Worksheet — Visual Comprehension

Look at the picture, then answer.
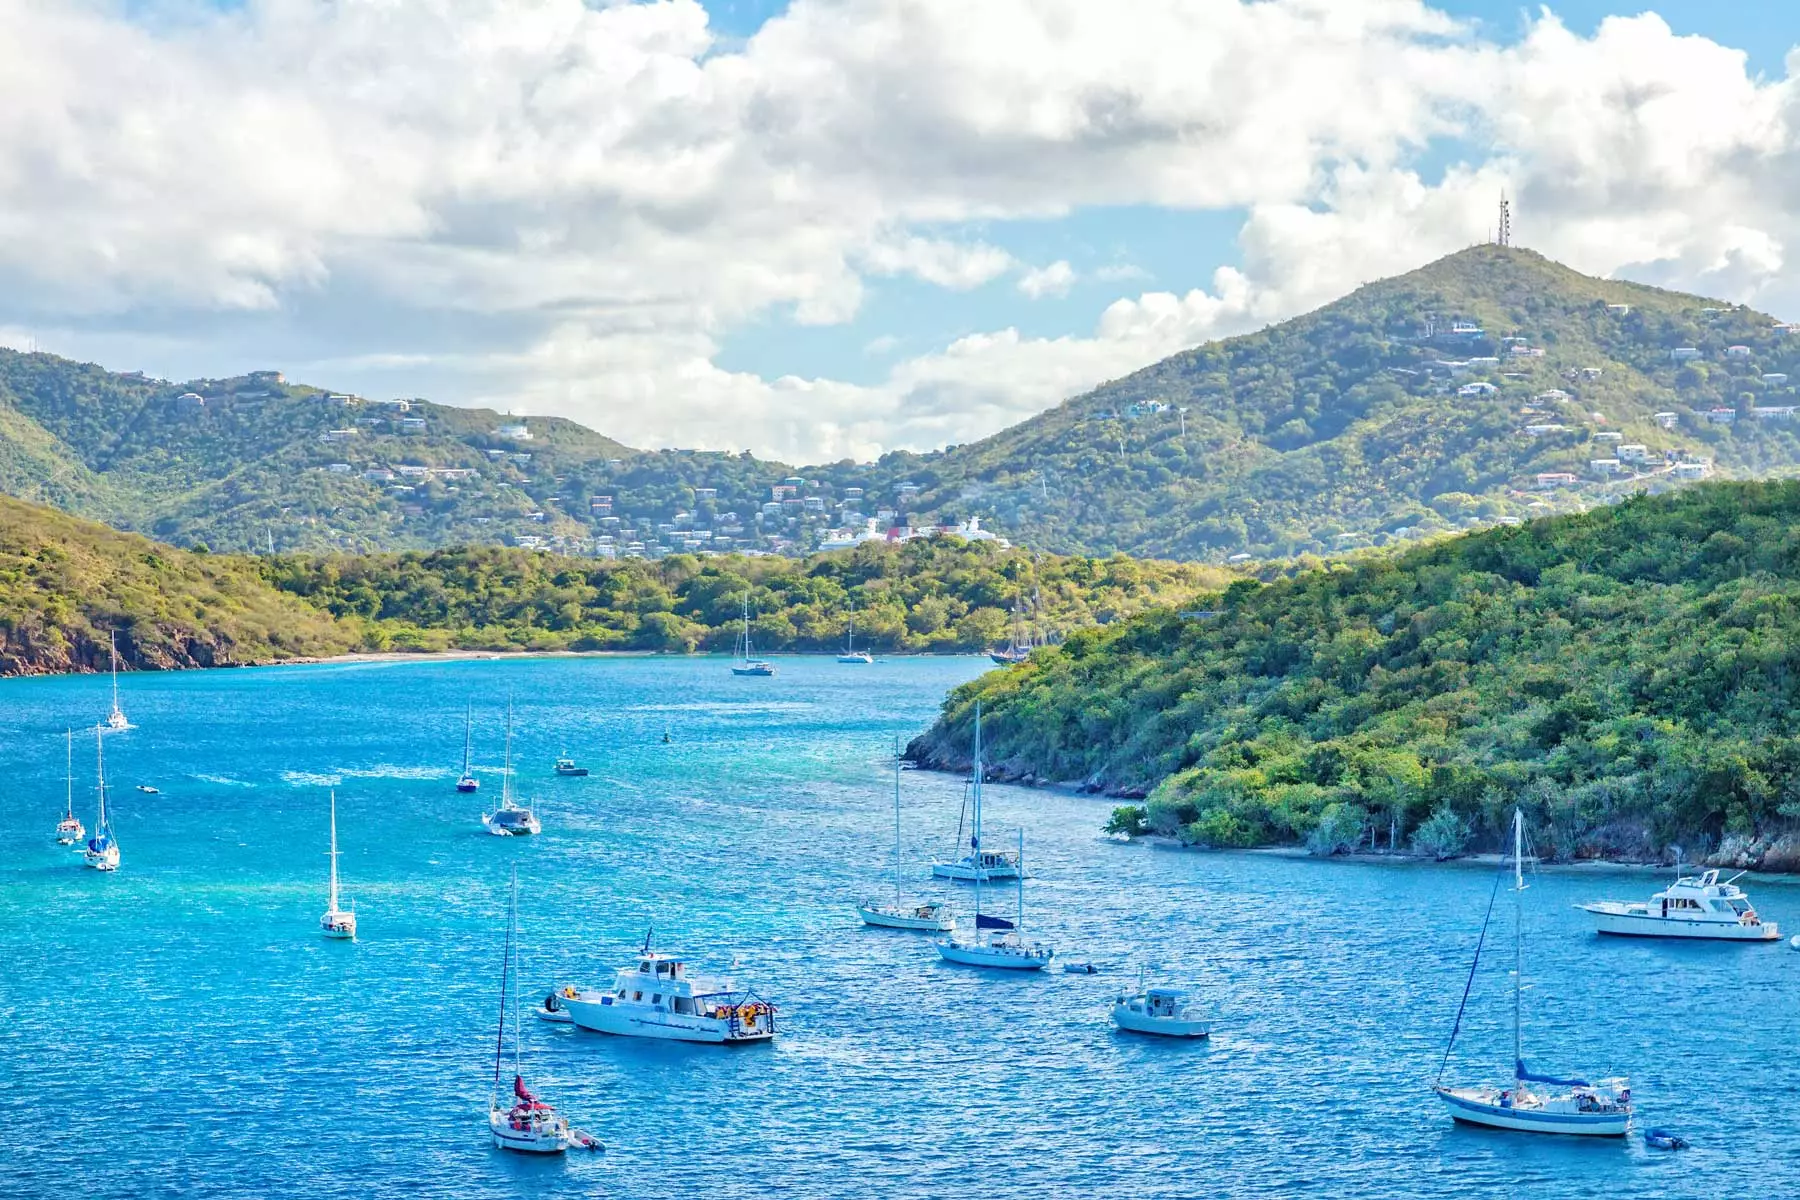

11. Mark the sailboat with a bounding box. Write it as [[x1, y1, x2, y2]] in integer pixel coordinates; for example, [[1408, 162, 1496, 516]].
[[731, 593, 776, 676], [936, 827, 1053, 969], [101, 631, 133, 733], [1432, 808, 1632, 1135], [83, 728, 120, 871], [837, 604, 873, 664], [989, 604, 1030, 666], [55, 728, 85, 845], [932, 702, 1019, 882], [457, 703, 480, 793], [320, 791, 357, 939], [857, 740, 953, 931], [488, 866, 600, 1154], [482, 699, 541, 836]]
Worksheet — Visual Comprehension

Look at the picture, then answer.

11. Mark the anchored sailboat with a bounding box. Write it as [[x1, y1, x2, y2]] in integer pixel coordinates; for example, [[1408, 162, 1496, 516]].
[[857, 740, 953, 931], [101, 631, 133, 733], [932, 702, 1019, 882], [55, 728, 84, 845], [488, 866, 600, 1154], [320, 791, 357, 939], [481, 698, 541, 836], [83, 728, 120, 871], [837, 604, 873, 664], [731, 593, 776, 676], [1432, 808, 1631, 1135], [936, 826, 1053, 970], [457, 702, 480, 793]]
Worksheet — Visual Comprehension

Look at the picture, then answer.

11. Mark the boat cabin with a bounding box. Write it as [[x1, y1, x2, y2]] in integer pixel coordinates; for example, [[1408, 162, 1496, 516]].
[[1653, 870, 1758, 920], [1142, 988, 1190, 1018]]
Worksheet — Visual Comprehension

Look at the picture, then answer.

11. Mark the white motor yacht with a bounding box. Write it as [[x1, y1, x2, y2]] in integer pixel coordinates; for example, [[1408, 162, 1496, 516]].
[[556, 939, 777, 1044], [55, 728, 85, 845], [1112, 986, 1211, 1038], [319, 791, 357, 940], [1579, 869, 1780, 941], [858, 740, 954, 932], [1433, 808, 1631, 1136], [482, 700, 541, 836]]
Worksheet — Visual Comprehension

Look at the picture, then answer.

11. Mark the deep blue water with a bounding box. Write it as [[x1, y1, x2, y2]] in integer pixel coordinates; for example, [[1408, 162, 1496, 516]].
[[2, 655, 1796, 1199]]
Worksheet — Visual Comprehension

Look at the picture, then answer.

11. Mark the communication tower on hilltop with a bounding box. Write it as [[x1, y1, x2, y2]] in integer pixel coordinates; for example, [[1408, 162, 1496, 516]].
[[1496, 194, 1512, 248]]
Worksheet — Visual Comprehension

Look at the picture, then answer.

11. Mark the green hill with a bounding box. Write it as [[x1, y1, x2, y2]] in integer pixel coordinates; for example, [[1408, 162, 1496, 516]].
[[909, 481, 1800, 869]]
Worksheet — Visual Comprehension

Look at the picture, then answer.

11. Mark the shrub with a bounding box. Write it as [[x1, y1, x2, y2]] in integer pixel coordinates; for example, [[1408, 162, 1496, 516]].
[[1411, 804, 1472, 860], [1104, 805, 1149, 837], [1306, 802, 1368, 856]]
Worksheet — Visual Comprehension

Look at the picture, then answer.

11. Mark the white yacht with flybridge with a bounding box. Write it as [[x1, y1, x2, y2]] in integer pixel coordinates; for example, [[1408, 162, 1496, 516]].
[[1578, 869, 1779, 941], [553, 933, 777, 1043]]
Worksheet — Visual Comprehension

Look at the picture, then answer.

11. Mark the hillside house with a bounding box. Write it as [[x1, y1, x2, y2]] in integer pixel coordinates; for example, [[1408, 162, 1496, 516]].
[[496, 423, 531, 440], [1704, 408, 1738, 424], [323, 393, 356, 404], [1673, 460, 1713, 480], [399, 417, 427, 431], [1654, 411, 1679, 429], [1467, 356, 1500, 367], [1618, 444, 1649, 462], [247, 370, 284, 385], [320, 429, 357, 443], [771, 484, 797, 501], [1457, 382, 1497, 396], [363, 468, 396, 483], [394, 464, 431, 479], [1535, 473, 1578, 489], [356, 416, 385, 427], [843, 487, 865, 500], [1763, 373, 1789, 385], [326, 462, 352, 473], [1753, 406, 1799, 421], [803, 496, 826, 512], [1525, 424, 1568, 436], [1606, 304, 1632, 315], [590, 499, 612, 516], [439, 468, 477, 481], [1589, 458, 1622, 474], [176, 392, 205, 407], [1450, 320, 1483, 336], [694, 487, 718, 500], [1670, 347, 1702, 361], [507, 453, 532, 464], [1593, 431, 1623, 442], [1536, 389, 1572, 403], [1727, 345, 1753, 357], [378, 398, 413, 412], [1508, 344, 1545, 357], [1580, 367, 1603, 379], [484, 449, 507, 459]]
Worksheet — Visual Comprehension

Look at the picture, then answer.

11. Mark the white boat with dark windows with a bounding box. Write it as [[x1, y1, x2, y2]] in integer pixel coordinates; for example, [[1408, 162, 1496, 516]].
[[931, 703, 1019, 883], [83, 729, 120, 871], [731, 594, 776, 677], [481, 701, 541, 837], [101, 631, 134, 733], [1112, 980, 1211, 1038], [1578, 869, 1780, 941], [488, 867, 600, 1154], [456, 702, 480, 794], [935, 827, 1053, 970], [555, 934, 777, 1044], [1432, 808, 1632, 1136], [320, 791, 357, 940], [55, 728, 85, 845], [837, 606, 873, 664], [857, 741, 954, 932]]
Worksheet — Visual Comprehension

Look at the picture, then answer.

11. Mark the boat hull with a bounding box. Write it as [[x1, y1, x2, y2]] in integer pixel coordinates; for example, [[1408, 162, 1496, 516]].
[[457, 780, 480, 793], [731, 666, 776, 677], [1111, 1007, 1210, 1037], [931, 862, 1020, 883], [561, 997, 774, 1043], [857, 903, 954, 932], [489, 1112, 568, 1155], [320, 913, 357, 939], [837, 654, 873, 664], [935, 940, 1052, 970], [1580, 904, 1779, 940], [1434, 1088, 1629, 1136]]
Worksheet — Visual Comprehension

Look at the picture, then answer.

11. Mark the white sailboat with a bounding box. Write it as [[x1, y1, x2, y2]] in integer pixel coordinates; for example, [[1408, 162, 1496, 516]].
[[101, 631, 133, 733], [457, 702, 480, 793], [488, 866, 600, 1153], [857, 741, 953, 931], [320, 790, 357, 939], [1432, 808, 1632, 1135], [837, 605, 873, 664], [731, 593, 776, 676], [55, 728, 84, 845], [936, 826, 1053, 969], [482, 699, 540, 836], [83, 728, 120, 871], [932, 701, 1019, 882]]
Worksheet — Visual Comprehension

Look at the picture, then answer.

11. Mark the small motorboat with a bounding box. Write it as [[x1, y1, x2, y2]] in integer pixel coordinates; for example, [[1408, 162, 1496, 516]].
[[136, 785, 159, 794], [1644, 1129, 1689, 1151], [1112, 986, 1211, 1038], [1062, 962, 1100, 975], [536, 990, 576, 1024], [553, 755, 589, 777]]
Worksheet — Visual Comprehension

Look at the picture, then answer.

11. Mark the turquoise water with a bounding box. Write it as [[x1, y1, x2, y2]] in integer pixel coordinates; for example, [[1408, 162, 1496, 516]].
[[2, 655, 1796, 1199]]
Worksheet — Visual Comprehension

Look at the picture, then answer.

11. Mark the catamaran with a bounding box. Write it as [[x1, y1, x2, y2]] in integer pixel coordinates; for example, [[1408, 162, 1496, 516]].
[[554, 932, 778, 1043], [1432, 808, 1632, 1135], [932, 702, 1020, 882], [936, 827, 1053, 969], [482, 700, 541, 836], [837, 605, 873, 664], [1578, 869, 1780, 941], [320, 790, 357, 940], [456, 702, 480, 793], [83, 728, 120, 871], [55, 728, 84, 845], [731, 593, 776, 676], [857, 741, 953, 931], [488, 866, 600, 1154], [101, 631, 133, 733]]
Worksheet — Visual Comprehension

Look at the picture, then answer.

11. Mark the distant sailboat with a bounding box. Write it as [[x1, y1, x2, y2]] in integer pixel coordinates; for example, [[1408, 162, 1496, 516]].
[[837, 604, 873, 664], [457, 702, 480, 793], [54, 728, 84, 845], [732, 593, 776, 676], [101, 631, 133, 733], [857, 740, 953, 931], [83, 728, 120, 871], [320, 791, 357, 940], [989, 603, 1031, 666], [482, 699, 541, 836]]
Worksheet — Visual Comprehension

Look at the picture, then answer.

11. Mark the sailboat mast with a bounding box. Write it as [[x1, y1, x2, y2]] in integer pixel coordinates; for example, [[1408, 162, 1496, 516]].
[[972, 702, 983, 923], [110, 632, 120, 712], [893, 738, 903, 908], [1513, 806, 1524, 1079], [463, 702, 473, 775], [94, 726, 107, 831], [1016, 828, 1025, 932], [503, 695, 514, 806], [65, 727, 73, 819], [511, 866, 522, 1080], [328, 791, 341, 913]]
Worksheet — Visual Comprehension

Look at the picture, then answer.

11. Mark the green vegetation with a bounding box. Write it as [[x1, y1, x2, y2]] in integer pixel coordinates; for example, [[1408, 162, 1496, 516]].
[[912, 482, 1800, 864]]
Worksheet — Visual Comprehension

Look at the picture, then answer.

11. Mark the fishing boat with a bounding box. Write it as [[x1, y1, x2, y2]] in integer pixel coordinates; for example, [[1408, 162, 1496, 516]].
[[857, 740, 954, 931], [837, 605, 873, 664], [55, 728, 84, 845], [1578, 869, 1780, 941], [552, 754, 589, 777], [731, 594, 776, 677], [935, 828, 1053, 970], [932, 703, 1020, 882], [556, 933, 777, 1043], [100, 631, 133, 733], [456, 702, 480, 793], [1112, 974, 1211, 1038], [83, 729, 120, 871], [482, 701, 541, 836], [489, 867, 600, 1153], [1432, 808, 1632, 1136], [320, 791, 357, 940]]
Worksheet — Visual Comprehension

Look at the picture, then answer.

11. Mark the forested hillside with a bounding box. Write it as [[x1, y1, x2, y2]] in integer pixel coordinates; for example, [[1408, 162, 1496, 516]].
[[910, 482, 1800, 868]]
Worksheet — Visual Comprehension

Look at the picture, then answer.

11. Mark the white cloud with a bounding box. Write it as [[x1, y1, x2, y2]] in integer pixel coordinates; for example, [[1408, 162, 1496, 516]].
[[1, 3, 1799, 463], [1017, 260, 1076, 299]]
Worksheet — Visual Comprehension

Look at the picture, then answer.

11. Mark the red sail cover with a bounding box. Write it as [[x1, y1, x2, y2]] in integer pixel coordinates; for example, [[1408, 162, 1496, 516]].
[[514, 1075, 537, 1102]]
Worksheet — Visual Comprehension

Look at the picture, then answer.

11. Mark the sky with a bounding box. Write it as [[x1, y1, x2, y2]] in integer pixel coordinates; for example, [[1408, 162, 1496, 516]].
[[2, 1, 1798, 465]]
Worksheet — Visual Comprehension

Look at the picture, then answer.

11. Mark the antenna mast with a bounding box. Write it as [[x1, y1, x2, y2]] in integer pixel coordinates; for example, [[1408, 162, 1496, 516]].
[[1496, 193, 1512, 248]]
